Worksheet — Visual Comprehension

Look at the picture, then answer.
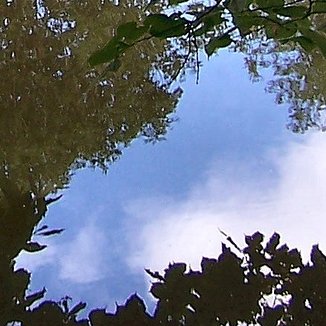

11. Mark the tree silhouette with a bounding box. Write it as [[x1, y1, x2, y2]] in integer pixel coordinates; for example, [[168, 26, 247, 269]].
[[4, 227, 326, 325]]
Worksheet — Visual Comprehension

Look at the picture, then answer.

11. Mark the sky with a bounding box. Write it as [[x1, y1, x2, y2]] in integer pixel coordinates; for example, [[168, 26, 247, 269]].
[[16, 50, 326, 315]]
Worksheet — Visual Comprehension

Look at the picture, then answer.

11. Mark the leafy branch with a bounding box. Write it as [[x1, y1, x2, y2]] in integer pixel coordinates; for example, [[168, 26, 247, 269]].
[[88, 0, 326, 77]]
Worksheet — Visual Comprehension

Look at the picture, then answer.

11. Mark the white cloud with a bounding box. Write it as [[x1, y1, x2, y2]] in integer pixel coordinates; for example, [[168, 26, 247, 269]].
[[124, 133, 326, 275], [58, 223, 108, 283], [16, 223, 108, 284]]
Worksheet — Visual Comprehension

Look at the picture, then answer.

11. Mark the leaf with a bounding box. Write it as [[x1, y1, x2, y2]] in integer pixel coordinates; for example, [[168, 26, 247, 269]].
[[37, 228, 64, 237], [45, 194, 62, 205], [24, 241, 47, 253], [117, 22, 147, 41], [195, 8, 225, 36], [227, 0, 247, 13], [89, 22, 147, 66], [25, 287, 46, 307], [14, 269, 31, 295], [265, 233, 280, 254], [205, 35, 232, 56], [145, 268, 165, 282], [272, 5, 307, 18], [88, 37, 129, 66], [165, 262, 187, 281], [265, 23, 297, 40], [69, 302, 87, 316], [233, 14, 266, 36], [312, 1, 326, 13], [150, 283, 166, 299], [290, 35, 315, 52], [245, 231, 264, 247], [169, 0, 187, 5], [310, 244, 326, 266], [144, 14, 187, 38], [301, 28, 326, 57], [34, 225, 48, 234], [107, 58, 122, 72], [256, 0, 283, 8]]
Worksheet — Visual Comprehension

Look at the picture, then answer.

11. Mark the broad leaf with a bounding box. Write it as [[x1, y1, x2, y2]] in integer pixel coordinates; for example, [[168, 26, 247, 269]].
[[301, 28, 326, 57], [290, 35, 315, 52], [117, 22, 147, 41], [234, 14, 266, 36], [265, 23, 297, 40], [88, 38, 130, 66], [312, 1, 326, 13], [144, 14, 187, 38], [205, 35, 232, 56]]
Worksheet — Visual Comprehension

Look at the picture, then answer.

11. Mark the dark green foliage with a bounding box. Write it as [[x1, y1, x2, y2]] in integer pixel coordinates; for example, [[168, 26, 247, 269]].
[[89, 0, 326, 66]]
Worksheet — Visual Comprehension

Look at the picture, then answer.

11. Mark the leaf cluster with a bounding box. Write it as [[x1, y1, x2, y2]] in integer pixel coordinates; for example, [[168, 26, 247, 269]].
[[5, 227, 326, 325], [89, 0, 326, 69]]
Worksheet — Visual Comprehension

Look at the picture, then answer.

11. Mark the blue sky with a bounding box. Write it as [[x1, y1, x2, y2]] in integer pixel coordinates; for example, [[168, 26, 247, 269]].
[[16, 50, 326, 315]]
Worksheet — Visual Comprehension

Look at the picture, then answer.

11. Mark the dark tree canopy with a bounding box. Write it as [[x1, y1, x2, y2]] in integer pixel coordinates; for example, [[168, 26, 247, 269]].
[[0, 0, 182, 195]]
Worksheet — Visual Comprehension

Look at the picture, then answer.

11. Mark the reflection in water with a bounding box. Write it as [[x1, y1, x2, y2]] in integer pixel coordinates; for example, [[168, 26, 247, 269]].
[[1, 0, 181, 194], [0, 169, 62, 325], [2, 0, 326, 324], [236, 27, 326, 132], [0, 0, 183, 323]]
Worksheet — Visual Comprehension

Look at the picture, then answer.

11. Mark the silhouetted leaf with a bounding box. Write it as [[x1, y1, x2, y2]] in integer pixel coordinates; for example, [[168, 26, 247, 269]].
[[245, 231, 264, 247], [145, 268, 165, 281], [13, 269, 31, 296], [311, 244, 326, 266], [35, 225, 48, 233], [69, 302, 87, 316], [151, 283, 167, 299], [45, 195, 63, 206], [24, 241, 47, 253], [25, 287, 46, 308], [233, 14, 266, 36], [265, 233, 280, 255], [37, 228, 64, 237], [165, 262, 187, 281]]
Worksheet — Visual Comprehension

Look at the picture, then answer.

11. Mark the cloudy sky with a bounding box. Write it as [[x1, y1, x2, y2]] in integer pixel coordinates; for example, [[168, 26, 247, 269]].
[[17, 50, 326, 314]]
